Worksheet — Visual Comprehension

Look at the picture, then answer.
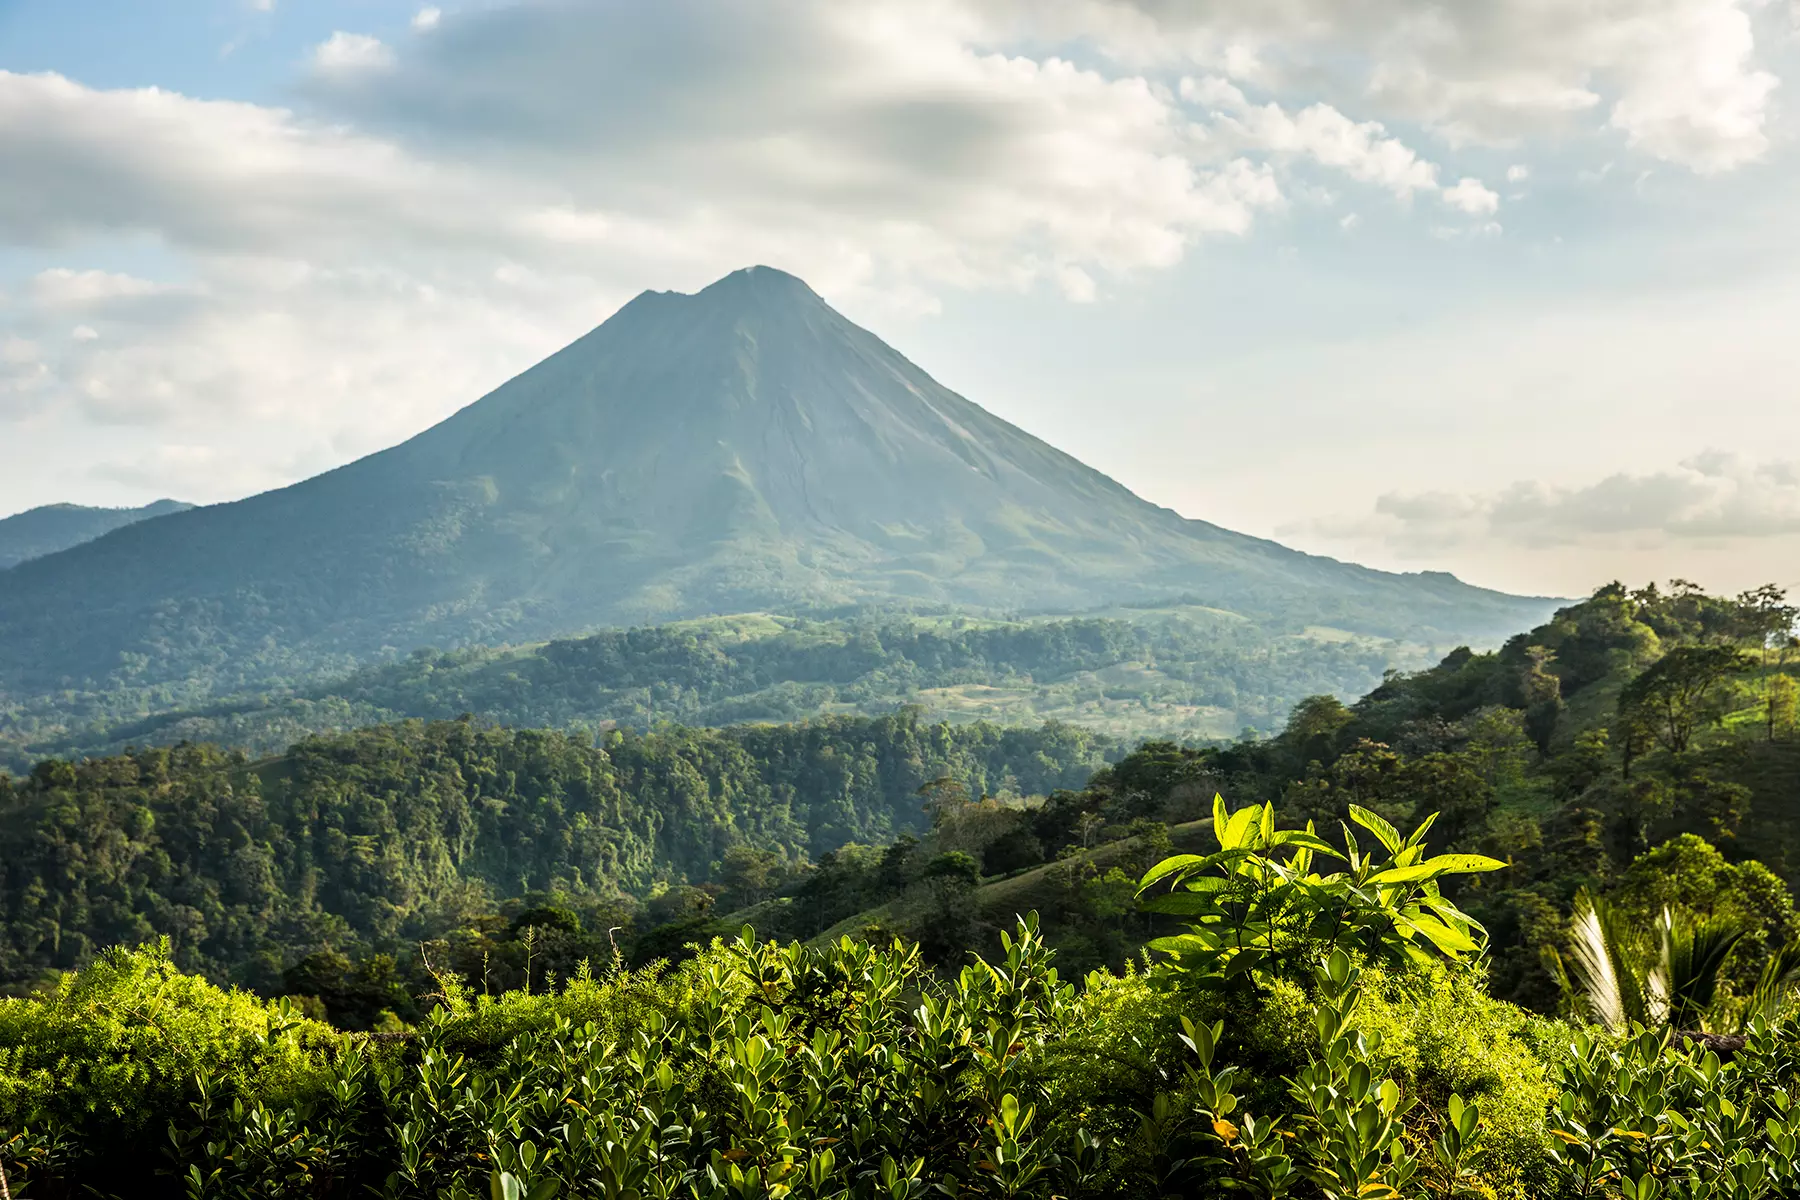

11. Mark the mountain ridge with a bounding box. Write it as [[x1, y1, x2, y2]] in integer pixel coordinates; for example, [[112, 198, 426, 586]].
[[0, 498, 192, 571]]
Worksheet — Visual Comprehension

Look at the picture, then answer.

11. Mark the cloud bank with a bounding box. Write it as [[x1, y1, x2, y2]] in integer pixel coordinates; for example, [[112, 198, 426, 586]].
[[0, 0, 1791, 502], [1304, 453, 1800, 559]]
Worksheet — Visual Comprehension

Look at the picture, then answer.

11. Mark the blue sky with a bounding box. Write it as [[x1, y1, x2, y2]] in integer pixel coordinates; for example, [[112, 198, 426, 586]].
[[3, 0, 1799, 598]]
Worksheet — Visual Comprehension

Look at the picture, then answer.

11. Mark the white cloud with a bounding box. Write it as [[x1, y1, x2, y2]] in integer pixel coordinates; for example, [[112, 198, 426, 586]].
[[1440, 177, 1500, 214], [0, 336, 50, 415], [31, 268, 187, 309], [1311, 453, 1800, 556], [0, 22, 1298, 445], [1183, 77, 1442, 198], [412, 8, 443, 33], [312, 33, 395, 72], [981, 0, 1781, 172], [1506, 164, 1530, 182]]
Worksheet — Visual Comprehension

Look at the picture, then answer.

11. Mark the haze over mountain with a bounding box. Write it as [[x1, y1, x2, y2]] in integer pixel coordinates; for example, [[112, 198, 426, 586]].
[[0, 267, 1552, 705], [0, 500, 192, 571]]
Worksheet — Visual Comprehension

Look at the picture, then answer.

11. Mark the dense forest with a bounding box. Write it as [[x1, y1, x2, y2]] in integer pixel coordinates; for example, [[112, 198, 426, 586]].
[[4, 580, 1799, 1197], [0, 711, 1114, 1000], [0, 606, 1406, 775]]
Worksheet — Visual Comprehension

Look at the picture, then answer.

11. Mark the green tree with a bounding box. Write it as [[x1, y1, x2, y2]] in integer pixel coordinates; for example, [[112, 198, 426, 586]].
[[1617, 645, 1754, 754], [1737, 583, 1798, 665], [717, 845, 791, 910], [1517, 645, 1565, 754], [1768, 672, 1798, 742]]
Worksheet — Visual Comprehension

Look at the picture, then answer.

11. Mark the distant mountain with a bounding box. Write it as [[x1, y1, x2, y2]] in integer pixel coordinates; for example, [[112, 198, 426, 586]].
[[0, 499, 191, 570], [0, 267, 1553, 705]]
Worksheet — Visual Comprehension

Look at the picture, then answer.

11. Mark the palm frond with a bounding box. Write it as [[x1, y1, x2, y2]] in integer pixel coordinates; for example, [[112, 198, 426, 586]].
[[1747, 936, 1800, 1029], [1567, 889, 1649, 1032], [1657, 907, 1748, 1032]]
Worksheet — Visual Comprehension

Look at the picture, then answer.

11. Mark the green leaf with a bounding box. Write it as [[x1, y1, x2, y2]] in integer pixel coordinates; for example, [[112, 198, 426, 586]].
[[1367, 854, 1506, 885], [1348, 805, 1402, 854], [1366, 864, 1445, 885], [1268, 829, 1343, 857], [1400, 912, 1480, 955], [1222, 804, 1261, 851], [1141, 891, 1226, 916], [1137, 855, 1206, 893], [1405, 811, 1439, 848], [1212, 793, 1230, 850], [1417, 853, 1506, 874]]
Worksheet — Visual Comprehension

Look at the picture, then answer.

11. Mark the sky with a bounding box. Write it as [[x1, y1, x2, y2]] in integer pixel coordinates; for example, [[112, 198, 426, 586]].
[[2, 0, 1798, 601]]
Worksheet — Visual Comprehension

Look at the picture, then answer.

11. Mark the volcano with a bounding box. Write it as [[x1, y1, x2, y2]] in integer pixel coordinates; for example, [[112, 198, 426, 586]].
[[0, 267, 1550, 697]]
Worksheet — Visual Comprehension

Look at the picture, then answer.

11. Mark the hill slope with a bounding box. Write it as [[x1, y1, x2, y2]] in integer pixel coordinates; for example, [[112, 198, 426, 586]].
[[0, 499, 191, 570], [0, 266, 1551, 706], [2, 606, 1415, 771]]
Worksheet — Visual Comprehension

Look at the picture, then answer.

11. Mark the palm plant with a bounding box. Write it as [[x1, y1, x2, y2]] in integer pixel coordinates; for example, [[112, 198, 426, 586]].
[[1654, 907, 1748, 1030], [1554, 889, 1756, 1032], [1749, 938, 1800, 1025]]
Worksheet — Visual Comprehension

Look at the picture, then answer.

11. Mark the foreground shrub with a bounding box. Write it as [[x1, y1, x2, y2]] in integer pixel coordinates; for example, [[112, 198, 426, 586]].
[[10, 784, 1800, 1199], [0, 939, 339, 1134], [0, 919, 1108, 1199]]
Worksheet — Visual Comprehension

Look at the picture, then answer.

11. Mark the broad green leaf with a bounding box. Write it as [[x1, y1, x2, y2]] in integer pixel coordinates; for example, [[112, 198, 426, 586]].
[[1365, 863, 1446, 885], [1268, 829, 1343, 857], [1368, 854, 1505, 885], [1258, 802, 1275, 846], [1212, 793, 1230, 849], [1400, 911, 1480, 954], [1149, 933, 1221, 955], [1222, 804, 1260, 852], [1137, 854, 1206, 893], [1417, 853, 1506, 874], [1348, 805, 1402, 853], [1141, 891, 1226, 916]]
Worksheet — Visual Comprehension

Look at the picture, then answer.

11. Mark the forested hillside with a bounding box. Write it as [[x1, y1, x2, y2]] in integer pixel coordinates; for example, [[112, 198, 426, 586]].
[[787, 579, 1800, 1004], [0, 711, 1112, 996], [1, 606, 1405, 773]]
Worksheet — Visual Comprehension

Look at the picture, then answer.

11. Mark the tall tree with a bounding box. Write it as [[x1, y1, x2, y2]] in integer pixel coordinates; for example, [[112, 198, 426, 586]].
[[1769, 674, 1799, 743], [1617, 645, 1754, 755]]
